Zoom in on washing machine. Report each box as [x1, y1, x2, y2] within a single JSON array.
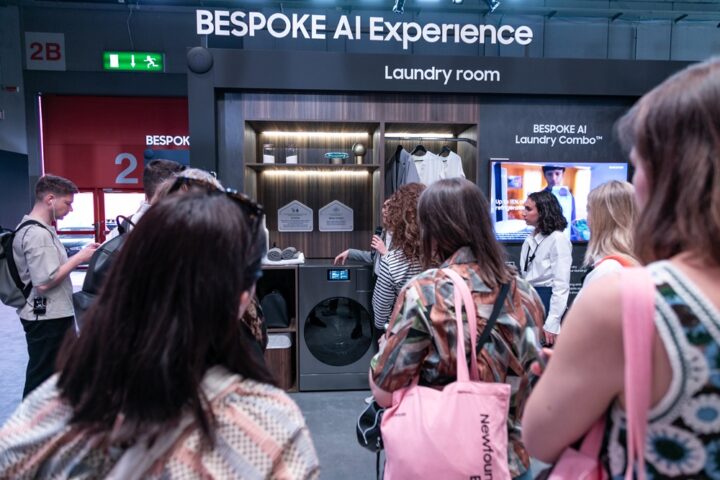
[[298, 260, 376, 391]]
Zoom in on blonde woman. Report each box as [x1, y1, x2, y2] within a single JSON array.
[[581, 180, 639, 289]]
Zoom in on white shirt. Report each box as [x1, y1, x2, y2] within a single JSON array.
[[441, 151, 465, 180], [519, 230, 572, 334], [412, 152, 444, 185]]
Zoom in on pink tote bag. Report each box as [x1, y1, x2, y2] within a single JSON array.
[[545, 267, 654, 480], [381, 268, 512, 480]]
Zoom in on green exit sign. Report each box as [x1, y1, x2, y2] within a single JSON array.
[[103, 51, 164, 72]]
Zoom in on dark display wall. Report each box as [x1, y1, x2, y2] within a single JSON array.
[[0, 150, 31, 228], [477, 99, 633, 298]]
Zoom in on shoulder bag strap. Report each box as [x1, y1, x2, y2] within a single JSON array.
[[621, 267, 656, 480], [9, 220, 51, 297], [442, 268, 509, 382]]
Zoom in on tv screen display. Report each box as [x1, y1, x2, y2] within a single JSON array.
[[490, 161, 629, 242]]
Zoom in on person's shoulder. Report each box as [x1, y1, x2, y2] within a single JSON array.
[[569, 271, 624, 330], [217, 377, 306, 426], [14, 219, 53, 246]]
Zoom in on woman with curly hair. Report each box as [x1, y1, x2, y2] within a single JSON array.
[[520, 189, 572, 345], [371, 182, 425, 331]]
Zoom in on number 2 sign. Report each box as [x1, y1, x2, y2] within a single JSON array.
[[25, 32, 66, 71]]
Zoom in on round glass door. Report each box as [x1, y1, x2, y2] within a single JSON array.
[[304, 297, 373, 366]]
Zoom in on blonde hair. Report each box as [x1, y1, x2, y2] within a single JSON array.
[[584, 180, 638, 266]]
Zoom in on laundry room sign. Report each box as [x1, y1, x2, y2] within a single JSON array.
[[319, 200, 353, 232], [278, 200, 313, 232]]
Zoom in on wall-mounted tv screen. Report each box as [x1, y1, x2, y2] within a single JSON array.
[[490, 161, 629, 243]]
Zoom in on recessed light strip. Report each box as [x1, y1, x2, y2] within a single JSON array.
[[385, 132, 455, 139], [262, 131, 370, 138], [261, 169, 370, 178]]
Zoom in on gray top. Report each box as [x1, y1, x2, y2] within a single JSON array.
[[12, 215, 74, 320]]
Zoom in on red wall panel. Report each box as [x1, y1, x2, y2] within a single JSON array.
[[41, 95, 189, 190]]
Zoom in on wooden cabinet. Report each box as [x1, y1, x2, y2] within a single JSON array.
[[258, 265, 299, 392]]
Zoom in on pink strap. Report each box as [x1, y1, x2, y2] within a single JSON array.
[[442, 268, 479, 382], [621, 268, 656, 480], [578, 419, 606, 458]]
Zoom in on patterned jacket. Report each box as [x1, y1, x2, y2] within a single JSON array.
[[370, 246, 545, 478]]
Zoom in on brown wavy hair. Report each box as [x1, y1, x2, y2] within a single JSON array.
[[418, 178, 512, 288], [617, 58, 720, 266], [384, 183, 425, 261]]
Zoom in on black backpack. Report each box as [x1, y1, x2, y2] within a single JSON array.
[[73, 216, 134, 327], [0, 220, 48, 308], [260, 291, 289, 328]]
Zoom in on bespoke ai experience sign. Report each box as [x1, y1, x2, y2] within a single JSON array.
[[196, 10, 533, 50]]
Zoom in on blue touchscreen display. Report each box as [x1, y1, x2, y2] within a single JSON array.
[[327, 269, 350, 281]]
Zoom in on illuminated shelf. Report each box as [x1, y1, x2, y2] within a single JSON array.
[[245, 163, 379, 171]]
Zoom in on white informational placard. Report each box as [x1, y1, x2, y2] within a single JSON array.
[[278, 200, 313, 232], [319, 200, 354, 232], [25, 32, 66, 71]]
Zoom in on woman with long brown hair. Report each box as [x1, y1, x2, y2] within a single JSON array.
[[0, 189, 319, 478], [524, 58, 720, 478], [370, 178, 544, 479]]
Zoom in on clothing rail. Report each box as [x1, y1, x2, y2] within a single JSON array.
[[385, 136, 477, 147]]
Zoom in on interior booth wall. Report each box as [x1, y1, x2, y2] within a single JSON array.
[[189, 48, 688, 271], [189, 49, 690, 391]]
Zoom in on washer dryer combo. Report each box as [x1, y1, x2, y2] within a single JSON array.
[[298, 260, 376, 391]]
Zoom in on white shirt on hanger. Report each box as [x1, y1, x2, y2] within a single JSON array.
[[519, 230, 572, 334], [412, 152, 444, 185], [441, 151, 465, 179]]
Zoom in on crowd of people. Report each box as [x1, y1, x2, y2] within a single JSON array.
[[1, 58, 719, 478]]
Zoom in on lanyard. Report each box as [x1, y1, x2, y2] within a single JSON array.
[[523, 235, 546, 274]]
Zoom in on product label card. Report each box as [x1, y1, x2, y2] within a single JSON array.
[[278, 200, 313, 232], [318, 200, 353, 232]]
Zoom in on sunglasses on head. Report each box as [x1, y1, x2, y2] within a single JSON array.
[[168, 176, 265, 235]]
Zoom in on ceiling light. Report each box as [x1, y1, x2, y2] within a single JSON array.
[[485, 0, 500, 13]]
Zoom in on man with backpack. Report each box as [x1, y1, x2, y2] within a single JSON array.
[[12, 175, 98, 397], [104, 159, 185, 241]]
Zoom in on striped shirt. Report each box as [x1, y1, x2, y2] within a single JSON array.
[[371, 249, 423, 329], [0, 366, 320, 479]]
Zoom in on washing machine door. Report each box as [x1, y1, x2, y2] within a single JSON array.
[[304, 296, 373, 366]]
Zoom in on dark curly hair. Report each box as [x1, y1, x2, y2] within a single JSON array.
[[385, 183, 425, 261], [528, 190, 568, 236]]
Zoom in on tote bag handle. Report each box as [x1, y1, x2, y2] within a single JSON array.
[[621, 268, 656, 480]]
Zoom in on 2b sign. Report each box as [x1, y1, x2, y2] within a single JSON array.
[[25, 32, 66, 71]]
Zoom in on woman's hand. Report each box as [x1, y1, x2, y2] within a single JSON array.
[[530, 348, 554, 376], [334, 250, 350, 265], [371, 235, 388, 255], [543, 330, 557, 346]]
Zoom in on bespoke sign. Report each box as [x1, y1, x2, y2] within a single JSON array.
[[196, 10, 533, 50]]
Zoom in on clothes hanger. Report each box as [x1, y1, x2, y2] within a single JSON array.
[[439, 145, 452, 157], [411, 144, 427, 156]]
